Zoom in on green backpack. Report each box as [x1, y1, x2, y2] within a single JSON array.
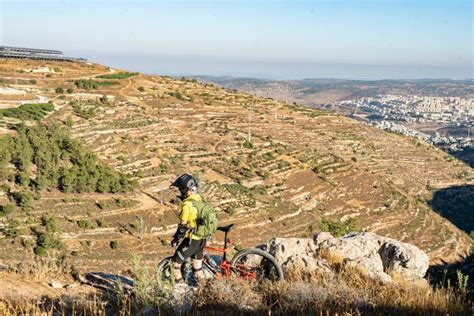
[[191, 199, 218, 238]]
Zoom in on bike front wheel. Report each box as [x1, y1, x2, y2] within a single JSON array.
[[156, 256, 192, 286], [230, 248, 284, 282]]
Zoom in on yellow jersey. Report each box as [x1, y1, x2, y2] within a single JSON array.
[[179, 194, 203, 240]]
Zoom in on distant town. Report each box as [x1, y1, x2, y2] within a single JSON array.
[[338, 95, 473, 161]]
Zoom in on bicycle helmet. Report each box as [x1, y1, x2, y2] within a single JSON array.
[[170, 173, 198, 198]]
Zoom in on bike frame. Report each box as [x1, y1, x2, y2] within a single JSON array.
[[203, 229, 257, 280]]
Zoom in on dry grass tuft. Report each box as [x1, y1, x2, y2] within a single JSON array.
[[194, 278, 265, 313]]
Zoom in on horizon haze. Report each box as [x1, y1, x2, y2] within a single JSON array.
[[1, 0, 472, 80]]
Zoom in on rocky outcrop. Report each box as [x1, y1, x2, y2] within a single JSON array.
[[263, 232, 429, 283]]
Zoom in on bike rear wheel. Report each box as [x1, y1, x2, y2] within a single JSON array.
[[230, 248, 284, 282]]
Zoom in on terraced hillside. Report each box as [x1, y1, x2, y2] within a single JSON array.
[[0, 58, 472, 272]]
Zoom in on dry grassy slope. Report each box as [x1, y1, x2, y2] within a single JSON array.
[[0, 58, 472, 272]]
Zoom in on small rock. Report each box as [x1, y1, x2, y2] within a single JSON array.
[[166, 283, 197, 313], [312, 232, 333, 246], [65, 283, 79, 289], [49, 279, 63, 289]]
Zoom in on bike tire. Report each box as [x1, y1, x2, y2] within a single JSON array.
[[156, 256, 192, 285], [230, 248, 284, 282]]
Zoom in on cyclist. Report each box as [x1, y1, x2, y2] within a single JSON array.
[[169, 173, 206, 283]]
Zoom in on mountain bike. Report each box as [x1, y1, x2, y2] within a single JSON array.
[[157, 224, 284, 285]]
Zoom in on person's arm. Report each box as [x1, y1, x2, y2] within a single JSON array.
[[171, 203, 190, 245]]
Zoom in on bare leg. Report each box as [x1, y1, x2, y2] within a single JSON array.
[[172, 261, 183, 281], [192, 259, 205, 280]]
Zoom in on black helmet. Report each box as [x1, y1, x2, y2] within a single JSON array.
[[170, 173, 198, 197]]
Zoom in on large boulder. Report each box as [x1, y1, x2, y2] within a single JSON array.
[[318, 232, 429, 282], [262, 237, 329, 277], [282, 254, 333, 277], [379, 240, 429, 280], [262, 232, 429, 283], [264, 237, 318, 264]]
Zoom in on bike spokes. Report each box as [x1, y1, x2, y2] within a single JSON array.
[[231, 252, 281, 282]]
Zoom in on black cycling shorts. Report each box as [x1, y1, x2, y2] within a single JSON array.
[[172, 238, 206, 264]]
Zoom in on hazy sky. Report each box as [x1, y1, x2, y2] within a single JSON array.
[[1, 0, 472, 79]]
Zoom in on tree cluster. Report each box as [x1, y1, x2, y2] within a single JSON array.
[[0, 123, 138, 209], [0, 103, 54, 121]]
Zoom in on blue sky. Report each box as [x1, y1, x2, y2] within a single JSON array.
[[0, 0, 472, 79]]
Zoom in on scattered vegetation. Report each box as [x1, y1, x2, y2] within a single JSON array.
[[72, 102, 96, 119], [74, 79, 119, 90], [167, 91, 185, 100], [96, 72, 138, 79]]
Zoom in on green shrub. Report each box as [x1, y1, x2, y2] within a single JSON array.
[[168, 91, 185, 100], [10, 190, 33, 210], [36, 231, 61, 251], [34, 246, 46, 256], [65, 116, 74, 127], [110, 240, 118, 249], [71, 250, 79, 256], [137, 86, 145, 92], [243, 140, 254, 149], [55, 87, 64, 94], [0, 203, 15, 216], [41, 215, 59, 233], [66, 88, 74, 94], [29, 79, 37, 85], [5, 219, 20, 238], [96, 200, 109, 209], [319, 217, 359, 237], [99, 95, 109, 105], [115, 198, 132, 208], [77, 219, 92, 229]]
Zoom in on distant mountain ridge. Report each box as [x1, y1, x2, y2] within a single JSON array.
[[193, 75, 474, 105]]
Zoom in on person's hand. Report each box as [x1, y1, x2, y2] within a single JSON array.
[[171, 236, 179, 247]]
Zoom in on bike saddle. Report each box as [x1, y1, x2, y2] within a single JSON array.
[[217, 224, 235, 232]]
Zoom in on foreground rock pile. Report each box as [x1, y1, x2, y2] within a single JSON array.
[[262, 231, 429, 283]]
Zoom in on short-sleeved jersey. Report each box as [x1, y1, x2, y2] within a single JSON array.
[[179, 193, 203, 240]]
